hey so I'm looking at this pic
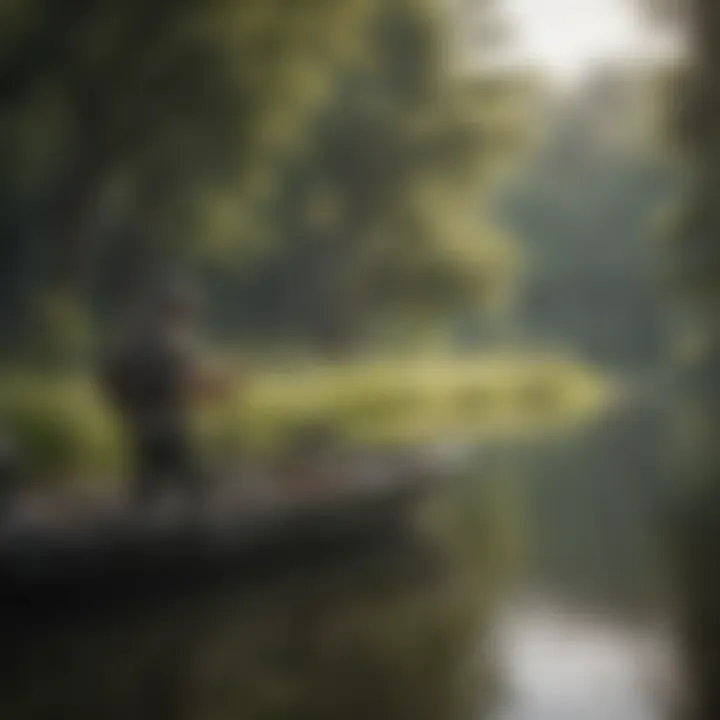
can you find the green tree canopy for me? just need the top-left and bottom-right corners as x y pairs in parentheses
(0, 0), (520, 358)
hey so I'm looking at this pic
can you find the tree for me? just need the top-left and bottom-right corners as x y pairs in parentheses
(0, 0), (519, 359)
(210, 0), (519, 352)
(646, 0), (720, 715)
(0, 0), (378, 342)
(502, 66), (678, 369)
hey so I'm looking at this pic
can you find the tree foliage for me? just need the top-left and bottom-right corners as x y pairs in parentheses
(0, 0), (377, 343)
(503, 67), (678, 368)
(215, 0), (518, 350)
(0, 0), (518, 357)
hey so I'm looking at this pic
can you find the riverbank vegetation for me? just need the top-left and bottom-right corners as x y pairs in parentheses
(0, 354), (610, 487)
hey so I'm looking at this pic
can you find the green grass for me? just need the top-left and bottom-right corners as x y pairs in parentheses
(0, 354), (613, 487)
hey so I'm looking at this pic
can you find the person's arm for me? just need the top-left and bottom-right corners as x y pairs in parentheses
(194, 357), (234, 402)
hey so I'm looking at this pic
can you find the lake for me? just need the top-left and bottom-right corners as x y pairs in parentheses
(0, 391), (680, 719)
(0, 538), (679, 720)
(491, 600), (678, 720)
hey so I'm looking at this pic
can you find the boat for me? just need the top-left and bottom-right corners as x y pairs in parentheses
(0, 447), (463, 601)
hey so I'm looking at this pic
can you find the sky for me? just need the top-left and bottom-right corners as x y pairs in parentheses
(498, 0), (680, 84)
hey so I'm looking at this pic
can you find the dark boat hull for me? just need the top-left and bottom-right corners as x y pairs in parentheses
(0, 473), (430, 604)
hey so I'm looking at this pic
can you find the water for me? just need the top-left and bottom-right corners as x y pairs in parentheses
(491, 602), (678, 720)
(0, 392), (678, 719)
(0, 544), (677, 720)
(1, 540), (492, 720)
(486, 389), (680, 720)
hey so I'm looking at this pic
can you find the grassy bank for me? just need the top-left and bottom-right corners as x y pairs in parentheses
(0, 354), (613, 488)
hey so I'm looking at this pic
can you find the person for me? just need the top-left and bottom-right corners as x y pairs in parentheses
(99, 279), (227, 507)
(0, 433), (21, 521)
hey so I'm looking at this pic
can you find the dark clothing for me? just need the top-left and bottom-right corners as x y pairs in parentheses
(0, 436), (20, 518)
(101, 324), (196, 435)
(99, 321), (202, 505)
(131, 427), (202, 505)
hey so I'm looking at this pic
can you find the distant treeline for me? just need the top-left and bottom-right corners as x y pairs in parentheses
(502, 67), (680, 369)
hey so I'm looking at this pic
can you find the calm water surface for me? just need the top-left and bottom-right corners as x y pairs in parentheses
(0, 548), (677, 720)
(0, 392), (678, 720)
(491, 601), (678, 720)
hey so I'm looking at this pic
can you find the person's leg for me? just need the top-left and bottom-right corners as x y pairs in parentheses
(0, 437), (20, 521)
(131, 432), (166, 507)
(174, 432), (206, 506)
(131, 428), (206, 510)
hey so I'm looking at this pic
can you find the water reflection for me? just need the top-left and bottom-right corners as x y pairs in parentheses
(491, 602), (677, 720)
(0, 400), (683, 720)
(1, 536), (494, 720)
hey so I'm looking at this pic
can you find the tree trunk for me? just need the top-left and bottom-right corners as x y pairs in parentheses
(670, 2), (720, 718)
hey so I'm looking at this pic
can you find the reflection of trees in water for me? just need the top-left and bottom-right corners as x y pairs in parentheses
(2, 540), (496, 720)
(511, 392), (671, 616)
